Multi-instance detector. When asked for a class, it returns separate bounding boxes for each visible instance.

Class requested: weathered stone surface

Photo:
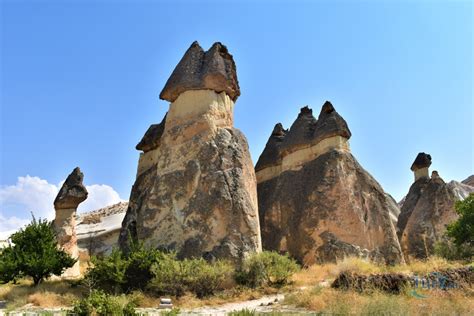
[256,103,403,265]
[398,161,474,260]
[159,42,240,102]
[54,167,88,278]
[54,167,88,209]
[120,46,260,261]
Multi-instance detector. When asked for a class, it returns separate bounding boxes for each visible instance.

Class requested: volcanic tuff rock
[398,154,474,260]
[119,42,261,261]
[256,103,403,265]
[54,167,88,278]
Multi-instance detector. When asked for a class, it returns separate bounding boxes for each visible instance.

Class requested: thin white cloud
[0,175,124,240]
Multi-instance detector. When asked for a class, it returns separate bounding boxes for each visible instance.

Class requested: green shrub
[124,242,164,291]
[435,194,474,261]
[147,252,187,297]
[85,248,128,294]
[235,251,299,288]
[0,216,75,285]
[228,308,257,316]
[184,258,232,298]
[72,289,137,316]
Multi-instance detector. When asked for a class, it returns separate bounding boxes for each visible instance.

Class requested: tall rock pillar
[53,167,88,278]
[119,42,261,261]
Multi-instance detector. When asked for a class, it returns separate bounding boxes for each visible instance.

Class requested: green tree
[447,193,474,248]
[0,216,76,285]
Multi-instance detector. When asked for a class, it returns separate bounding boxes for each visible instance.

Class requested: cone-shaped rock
[54,167,88,278]
[398,154,474,260]
[160,41,240,102]
[256,102,403,265]
[120,42,261,261]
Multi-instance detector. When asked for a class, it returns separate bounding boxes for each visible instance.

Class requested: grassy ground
[0,256,472,314]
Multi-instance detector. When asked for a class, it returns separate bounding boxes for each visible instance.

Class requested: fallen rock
[256,103,403,265]
[119,42,261,261]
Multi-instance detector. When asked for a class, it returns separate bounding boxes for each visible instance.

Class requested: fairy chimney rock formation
[120,41,261,261]
[54,167,88,278]
[397,154,472,260]
[256,103,403,265]
[410,152,432,181]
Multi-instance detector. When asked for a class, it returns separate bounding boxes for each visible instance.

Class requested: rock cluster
[119,42,261,261]
[398,154,474,260]
[53,167,88,278]
[256,103,403,265]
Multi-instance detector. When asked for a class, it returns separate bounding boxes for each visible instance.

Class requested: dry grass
[285,286,474,315]
[286,256,473,315]
[0,279,83,310]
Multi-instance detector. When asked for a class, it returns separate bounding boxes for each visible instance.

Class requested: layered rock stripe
[53,167,88,278]
[256,103,404,265]
[119,42,261,261]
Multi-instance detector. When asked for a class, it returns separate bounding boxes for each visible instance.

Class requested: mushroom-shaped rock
[410,152,432,171]
[54,167,88,210]
[256,102,403,265]
[160,41,240,102]
[120,41,261,262]
[410,152,432,181]
[54,167,88,278]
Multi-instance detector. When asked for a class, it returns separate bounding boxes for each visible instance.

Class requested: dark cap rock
[313,101,351,143]
[255,123,287,171]
[280,106,317,153]
[136,113,167,152]
[410,152,432,171]
[54,167,88,209]
[160,41,240,102]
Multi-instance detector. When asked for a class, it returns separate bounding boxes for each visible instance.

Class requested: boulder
[256,103,403,265]
[119,42,261,261]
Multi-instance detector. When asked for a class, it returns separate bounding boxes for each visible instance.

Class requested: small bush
[72,289,137,316]
[147,253,232,298]
[147,252,187,297]
[184,258,232,298]
[235,251,299,288]
[84,248,128,294]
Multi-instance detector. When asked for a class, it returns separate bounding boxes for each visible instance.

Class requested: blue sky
[1,0,472,234]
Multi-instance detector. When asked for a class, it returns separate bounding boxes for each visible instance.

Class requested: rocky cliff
[256,103,403,265]
[119,42,261,261]
[398,154,474,260]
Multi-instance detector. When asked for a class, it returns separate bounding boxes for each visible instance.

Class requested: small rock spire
[411,152,432,181]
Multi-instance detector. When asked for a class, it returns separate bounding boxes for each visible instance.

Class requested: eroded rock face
[119,42,261,261]
[398,156,474,260]
[54,167,88,278]
[256,103,403,265]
